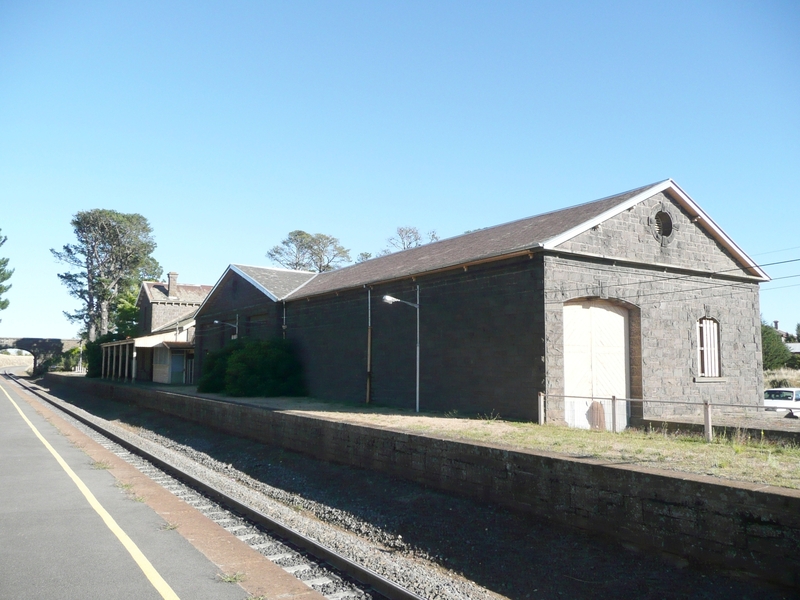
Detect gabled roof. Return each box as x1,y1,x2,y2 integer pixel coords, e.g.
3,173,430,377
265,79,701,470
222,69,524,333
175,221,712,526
140,281,213,304
197,264,316,313
283,179,766,300
232,264,316,300
541,179,768,282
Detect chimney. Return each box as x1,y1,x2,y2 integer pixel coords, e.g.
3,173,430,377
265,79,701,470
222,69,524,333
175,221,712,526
167,272,178,298
774,320,780,330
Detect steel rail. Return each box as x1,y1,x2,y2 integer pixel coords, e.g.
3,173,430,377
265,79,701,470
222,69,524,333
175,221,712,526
5,374,425,600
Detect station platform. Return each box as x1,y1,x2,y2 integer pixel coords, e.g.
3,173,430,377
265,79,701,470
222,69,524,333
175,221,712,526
0,376,323,600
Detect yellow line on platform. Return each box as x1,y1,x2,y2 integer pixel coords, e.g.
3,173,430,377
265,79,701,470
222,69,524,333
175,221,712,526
0,382,180,600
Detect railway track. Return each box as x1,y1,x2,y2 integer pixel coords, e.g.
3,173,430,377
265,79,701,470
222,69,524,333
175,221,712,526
4,374,426,600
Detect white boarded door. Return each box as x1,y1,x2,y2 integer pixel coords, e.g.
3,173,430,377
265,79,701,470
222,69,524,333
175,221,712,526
563,300,629,430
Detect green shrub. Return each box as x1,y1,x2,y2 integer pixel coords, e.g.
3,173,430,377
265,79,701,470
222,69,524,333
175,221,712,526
198,339,306,397
197,341,242,393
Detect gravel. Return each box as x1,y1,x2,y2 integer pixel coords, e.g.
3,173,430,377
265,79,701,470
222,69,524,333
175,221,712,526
34,380,795,600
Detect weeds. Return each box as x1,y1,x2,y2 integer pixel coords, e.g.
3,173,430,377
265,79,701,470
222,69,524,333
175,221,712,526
92,460,112,470
217,572,246,583
160,521,179,531
477,410,501,422
401,416,800,490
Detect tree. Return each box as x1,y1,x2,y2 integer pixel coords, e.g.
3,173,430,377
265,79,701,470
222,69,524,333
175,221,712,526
761,323,792,370
267,230,350,272
113,287,141,338
0,228,12,319
51,210,162,341
384,226,439,253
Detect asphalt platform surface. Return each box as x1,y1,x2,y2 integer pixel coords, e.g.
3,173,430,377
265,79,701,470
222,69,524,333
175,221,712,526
0,376,252,600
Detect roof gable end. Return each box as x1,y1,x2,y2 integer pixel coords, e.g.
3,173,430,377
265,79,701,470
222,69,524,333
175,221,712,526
543,179,768,280
196,264,316,315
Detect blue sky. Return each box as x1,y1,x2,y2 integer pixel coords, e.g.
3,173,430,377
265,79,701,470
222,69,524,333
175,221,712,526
1,1,798,339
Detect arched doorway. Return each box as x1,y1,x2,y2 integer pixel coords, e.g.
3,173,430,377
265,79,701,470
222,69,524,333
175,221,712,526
563,299,630,430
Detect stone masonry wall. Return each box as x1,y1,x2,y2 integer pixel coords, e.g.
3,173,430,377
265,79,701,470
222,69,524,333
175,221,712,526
285,255,546,420
194,270,281,378
46,374,800,589
149,303,201,333
543,254,763,422
544,190,763,422
559,191,751,277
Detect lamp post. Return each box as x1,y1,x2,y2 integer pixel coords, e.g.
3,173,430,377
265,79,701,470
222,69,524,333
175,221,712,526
214,314,239,340
383,286,420,413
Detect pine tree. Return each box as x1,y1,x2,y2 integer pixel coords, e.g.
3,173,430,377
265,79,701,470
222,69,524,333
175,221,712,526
51,210,162,340
0,229,13,319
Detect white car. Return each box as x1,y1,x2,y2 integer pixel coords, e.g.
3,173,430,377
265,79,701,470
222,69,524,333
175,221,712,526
764,388,800,417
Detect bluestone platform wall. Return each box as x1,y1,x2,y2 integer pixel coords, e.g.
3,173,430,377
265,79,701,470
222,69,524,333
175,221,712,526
46,374,800,590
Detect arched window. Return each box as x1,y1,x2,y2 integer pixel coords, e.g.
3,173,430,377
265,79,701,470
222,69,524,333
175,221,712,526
698,318,721,378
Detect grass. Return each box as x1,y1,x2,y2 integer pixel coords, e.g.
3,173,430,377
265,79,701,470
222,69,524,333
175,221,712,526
399,418,800,490
160,521,179,531
92,460,112,470
217,572,246,583
765,367,800,388
250,390,800,490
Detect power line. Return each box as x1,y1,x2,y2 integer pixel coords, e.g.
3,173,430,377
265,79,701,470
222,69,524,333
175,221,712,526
761,282,800,292
541,256,799,299
752,244,800,256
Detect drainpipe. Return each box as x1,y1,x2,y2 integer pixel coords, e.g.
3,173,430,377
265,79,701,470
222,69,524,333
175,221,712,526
282,302,287,339
366,288,372,404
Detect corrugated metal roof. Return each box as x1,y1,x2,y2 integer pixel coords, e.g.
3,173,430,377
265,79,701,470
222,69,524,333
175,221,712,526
286,182,660,299
787,343,800,354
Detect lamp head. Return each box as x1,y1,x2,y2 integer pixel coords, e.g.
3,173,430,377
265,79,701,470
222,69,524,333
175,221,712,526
383,295,399,304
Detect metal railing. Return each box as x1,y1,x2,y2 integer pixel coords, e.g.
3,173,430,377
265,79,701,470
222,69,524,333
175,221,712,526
538,392,780,442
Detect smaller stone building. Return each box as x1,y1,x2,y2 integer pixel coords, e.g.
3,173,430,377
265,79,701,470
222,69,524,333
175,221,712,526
195,180,769,426
137,272,213,336
101,272,213,384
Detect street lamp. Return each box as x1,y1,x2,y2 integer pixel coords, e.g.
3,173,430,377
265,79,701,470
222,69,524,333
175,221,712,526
383,286,420,413
214,314,239,340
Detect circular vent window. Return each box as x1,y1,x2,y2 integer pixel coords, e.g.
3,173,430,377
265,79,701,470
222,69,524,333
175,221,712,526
654,211,673,238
